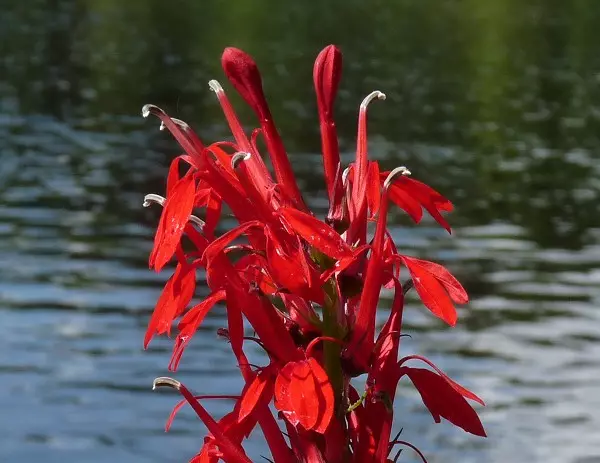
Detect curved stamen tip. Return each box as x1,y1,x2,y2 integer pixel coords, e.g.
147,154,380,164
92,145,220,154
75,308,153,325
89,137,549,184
160,118,190,132
143,193,166,208
342,166,352,185
143,193,205,228
360,90,386,110
153,376,181,391
384,166,411,190
231,152,251,169
141,103,164,118
208,80,224,94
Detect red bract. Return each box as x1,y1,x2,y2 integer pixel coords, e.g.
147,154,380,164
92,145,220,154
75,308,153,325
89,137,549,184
142,45,485,462
275,358,334,434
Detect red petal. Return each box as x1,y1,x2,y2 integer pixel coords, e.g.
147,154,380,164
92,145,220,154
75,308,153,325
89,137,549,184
400,355,484,406
168,290,226,370
150,173,197,271
201,220,262,266
238,367,275,423
403,367,486,437
406,177,454,212
401,256,465,326
387,182,423,223
401,177,452,232
274,359,334,434
166,156,188,196
279,207,352,260
402,256,468,304
144,262,196,349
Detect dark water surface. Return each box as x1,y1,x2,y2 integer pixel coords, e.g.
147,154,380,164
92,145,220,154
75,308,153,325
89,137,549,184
2,1,600,462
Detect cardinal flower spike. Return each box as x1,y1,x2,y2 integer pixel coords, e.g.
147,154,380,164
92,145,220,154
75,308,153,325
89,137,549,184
141,44,485,463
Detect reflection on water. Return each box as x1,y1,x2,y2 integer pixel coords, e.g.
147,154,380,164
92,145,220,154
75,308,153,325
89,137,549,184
1,1,600,462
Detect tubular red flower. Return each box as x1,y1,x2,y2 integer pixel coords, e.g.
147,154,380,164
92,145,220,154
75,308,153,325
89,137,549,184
153,378,253,463
222,48,305,209
347,91,386,245
149,172,197,271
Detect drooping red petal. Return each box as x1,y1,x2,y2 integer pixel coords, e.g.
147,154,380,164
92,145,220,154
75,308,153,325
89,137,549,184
150,173,197,271
144,261,196,349
401,255,467,326
382,172,455,232
403,256,468,304
201,220,262,266
279,207,352,260
168,289,226,370
399,355,484,406
274,359,334,434
404,177,454,212
387,182,424,223
166,155,189,196
238,367,275,423
402,367,486,437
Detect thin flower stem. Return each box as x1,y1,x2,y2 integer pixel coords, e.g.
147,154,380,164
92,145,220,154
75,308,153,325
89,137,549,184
402,278,414,295
346,388,369,413
388,440,429,463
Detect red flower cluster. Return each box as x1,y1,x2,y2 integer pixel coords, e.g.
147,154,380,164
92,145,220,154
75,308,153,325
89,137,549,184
142,45,485,463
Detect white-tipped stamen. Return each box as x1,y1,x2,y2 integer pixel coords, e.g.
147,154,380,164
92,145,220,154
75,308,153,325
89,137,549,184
342,166,352,186
143,193,166,208
360,90,386,110
188,215,206,228
143,193,205,228
153,376,181,391
208,80,224,94
160,118,190,132
141,103,164,118
383,166,411,190
231,152,251,169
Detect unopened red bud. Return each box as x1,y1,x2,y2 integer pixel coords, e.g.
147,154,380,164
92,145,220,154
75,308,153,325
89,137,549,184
313,45,342,119
221,47,269,121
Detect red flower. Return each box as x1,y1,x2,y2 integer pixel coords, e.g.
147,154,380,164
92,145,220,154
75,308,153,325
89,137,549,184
142,44,485,463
